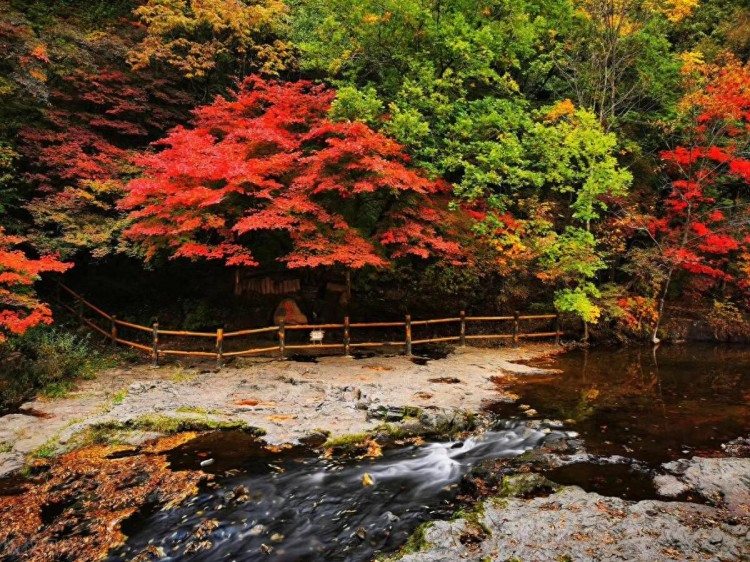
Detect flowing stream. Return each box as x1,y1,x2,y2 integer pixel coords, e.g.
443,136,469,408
109,421,562,561
109,343,750,561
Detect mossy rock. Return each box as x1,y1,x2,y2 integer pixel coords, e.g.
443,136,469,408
497,473,559,499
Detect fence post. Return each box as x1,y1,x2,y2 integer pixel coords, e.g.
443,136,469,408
513,311,520,347
405,314,412,356
278,318,286,359
343,316,351,357
555,313,561,345
110,315,118,347
216,328,224,368
151,322,159,366
460,310,466,347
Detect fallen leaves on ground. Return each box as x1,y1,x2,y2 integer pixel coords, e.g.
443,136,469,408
323,436,383,460
267,414,296,422
235,398,278,408
0,435,209,561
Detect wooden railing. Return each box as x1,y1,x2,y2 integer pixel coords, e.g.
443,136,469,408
57,283,564,366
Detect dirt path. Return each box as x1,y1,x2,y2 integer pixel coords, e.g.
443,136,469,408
0,343,560,478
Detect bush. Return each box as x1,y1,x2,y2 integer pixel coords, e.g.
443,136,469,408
0,326,118,411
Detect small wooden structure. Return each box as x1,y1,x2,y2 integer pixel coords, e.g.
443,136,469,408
58,283,564,367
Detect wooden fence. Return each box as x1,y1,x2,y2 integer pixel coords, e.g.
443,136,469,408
57,283,564,366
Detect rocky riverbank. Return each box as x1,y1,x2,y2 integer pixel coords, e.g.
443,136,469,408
0,343,560,478
391,437,750,561
395,468,749,561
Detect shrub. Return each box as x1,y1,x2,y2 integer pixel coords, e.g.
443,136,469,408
0,326,118,411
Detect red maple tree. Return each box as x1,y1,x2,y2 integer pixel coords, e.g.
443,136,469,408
0,229,70,342
121,76,464,270
646,59,750,339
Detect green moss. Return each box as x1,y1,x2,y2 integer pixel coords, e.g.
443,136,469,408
489,496,509,510
0,441,12,453
323,432,370,449
175,405,221,415
498,473,558,498
373,422,419,440
93,414,264,435
451,500,491,538
402,405,423,419
390,521,433,558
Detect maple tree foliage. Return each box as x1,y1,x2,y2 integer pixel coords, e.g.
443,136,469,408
0,228,70,342
20,69,195,258
650,59,750,285
121,76,464,271
623,56,750,337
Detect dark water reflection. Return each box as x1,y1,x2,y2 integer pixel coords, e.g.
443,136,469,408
501,343,750,464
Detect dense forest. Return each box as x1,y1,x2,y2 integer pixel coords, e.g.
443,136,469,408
1,0,749,349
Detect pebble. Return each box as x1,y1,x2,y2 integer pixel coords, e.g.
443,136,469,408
199,458,215,467
249,524,266,536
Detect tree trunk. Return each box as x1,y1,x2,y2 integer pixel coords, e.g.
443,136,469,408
652,267,674,344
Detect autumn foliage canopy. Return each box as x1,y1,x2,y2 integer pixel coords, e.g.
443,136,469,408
121,76,463,270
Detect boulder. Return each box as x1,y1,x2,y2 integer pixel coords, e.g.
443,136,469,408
273,299,308,325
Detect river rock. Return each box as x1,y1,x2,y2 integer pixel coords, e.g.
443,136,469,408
368,405,405,421
273,299,307,325
657,456,750,514
0,452,24,479
396,483,750,562
723,436,750,457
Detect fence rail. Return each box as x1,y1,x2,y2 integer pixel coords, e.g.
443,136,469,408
57,283,565,367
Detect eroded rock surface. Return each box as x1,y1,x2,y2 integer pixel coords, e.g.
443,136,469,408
656,456,750,515
397,480,749,562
